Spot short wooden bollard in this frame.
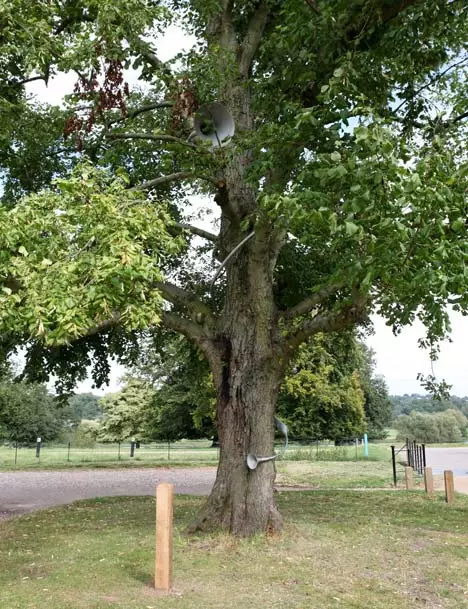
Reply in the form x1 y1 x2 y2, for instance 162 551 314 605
155 483 173 592
424 467 434 495
405 466 414 490
444 470 455 504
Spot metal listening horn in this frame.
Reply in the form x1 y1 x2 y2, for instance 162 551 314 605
246 417 289 470
193 102 235 149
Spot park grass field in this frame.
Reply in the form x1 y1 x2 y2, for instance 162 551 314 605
1 490 467 609
0 440 389 470
0 441 220 469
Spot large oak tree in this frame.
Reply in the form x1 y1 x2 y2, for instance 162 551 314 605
0 0 467 535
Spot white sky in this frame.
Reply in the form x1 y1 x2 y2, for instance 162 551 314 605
22 26 468 397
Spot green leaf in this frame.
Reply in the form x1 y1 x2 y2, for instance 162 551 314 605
345 221 359 236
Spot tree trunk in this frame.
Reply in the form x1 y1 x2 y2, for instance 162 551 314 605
187 335 283 536
187 221 285 536
187 46 286 535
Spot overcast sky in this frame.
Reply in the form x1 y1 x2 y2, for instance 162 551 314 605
23 26 468 397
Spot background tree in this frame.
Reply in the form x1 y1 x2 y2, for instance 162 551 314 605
390 394 468 418
130 332 217 441
358 345 392 439
68 393 102 421
277 333 366 441
98 378 155 443
0 381 70 445
396 409 467 443
0 1 467 535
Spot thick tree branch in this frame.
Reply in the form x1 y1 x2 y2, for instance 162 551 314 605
173 223 219 243
379 0 420 25
132 172 194 191
283 297 368 354
161 311 207 341
281 283 345 320
161 311 222 371
155 281 214 319
9 74 48 87
239 1 269 76
133 172 217 191
106 102 173 127
135 39 174 86
451 110 468 124
81 312 121 338
107 132 197 149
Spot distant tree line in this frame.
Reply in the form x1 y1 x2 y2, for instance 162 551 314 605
390 395 468 443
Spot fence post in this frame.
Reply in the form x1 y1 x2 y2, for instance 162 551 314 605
391 445 397 487
14 442 18 465
405 466 414 490
444 470 455 504
67 442 71 462
118 442 121 461
422 443 426 467
424 467 434 495
167 441 171 461
155 483 173 592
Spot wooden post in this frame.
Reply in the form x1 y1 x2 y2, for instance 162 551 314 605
405 466 414 490
155 483 173 591
424 467 434 495
444 470 455 504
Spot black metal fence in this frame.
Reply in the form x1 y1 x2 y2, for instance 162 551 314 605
391 439 426 486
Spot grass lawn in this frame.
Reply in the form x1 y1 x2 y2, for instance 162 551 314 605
0 442 389 471
1 491 467 609
0 442 219 470
276 459 397 488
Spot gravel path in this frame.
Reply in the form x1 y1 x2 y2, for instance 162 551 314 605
0 467 216 520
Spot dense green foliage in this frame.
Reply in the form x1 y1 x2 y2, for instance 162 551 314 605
68 393 101 420
98 378 154 442
395 408 467 443
0 1 466 393
277 334 366 441
0 380 74 445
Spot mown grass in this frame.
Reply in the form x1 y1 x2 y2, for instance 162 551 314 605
0 441 389 471
0 442 219 471
276 459 398 488
1 491 468 609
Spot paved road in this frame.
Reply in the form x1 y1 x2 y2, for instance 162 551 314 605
425 447 468 475
0 467 216 520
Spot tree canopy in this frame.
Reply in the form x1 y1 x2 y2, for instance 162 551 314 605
0 0 467 535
